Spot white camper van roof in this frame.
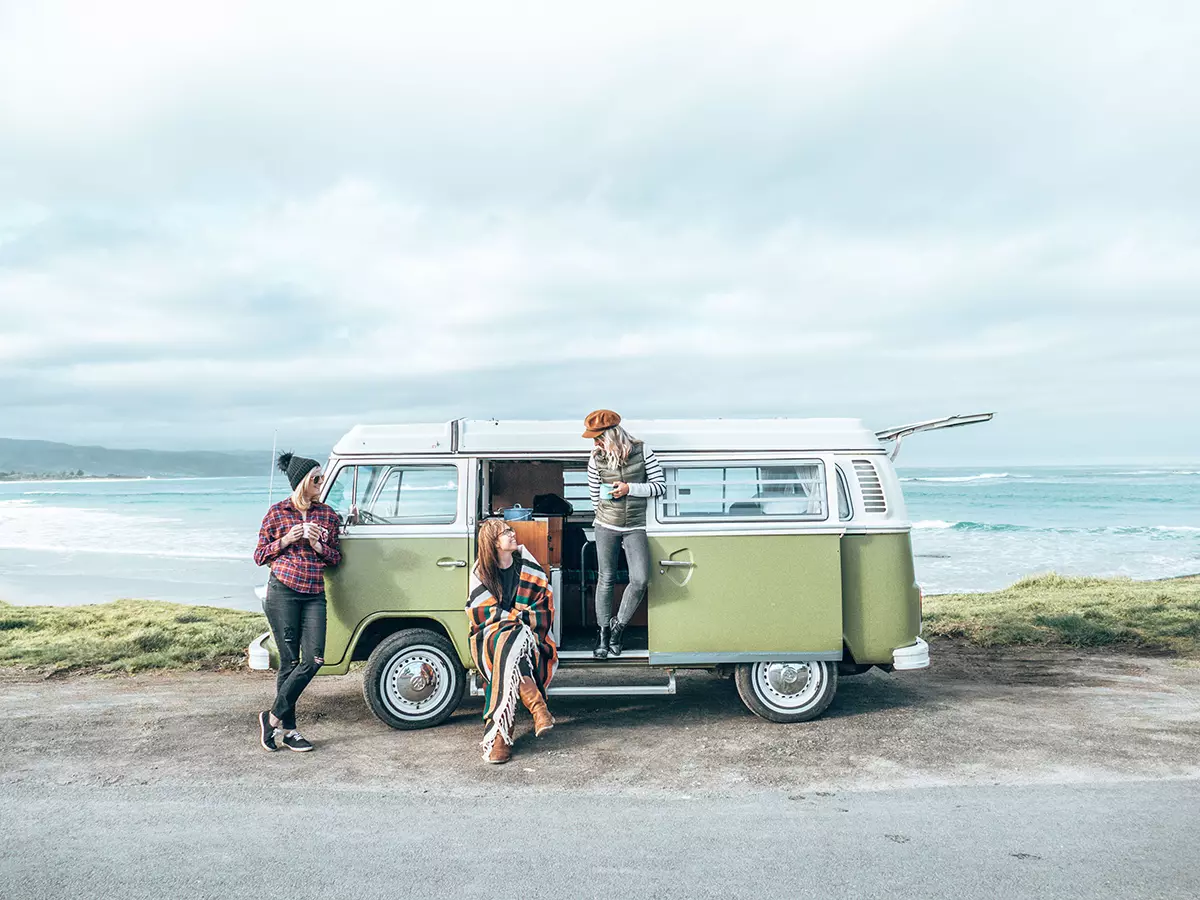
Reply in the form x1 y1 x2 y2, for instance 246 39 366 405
331 418 884 456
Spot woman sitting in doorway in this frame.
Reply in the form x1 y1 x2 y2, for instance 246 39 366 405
467 518 558 765
584 409 666 659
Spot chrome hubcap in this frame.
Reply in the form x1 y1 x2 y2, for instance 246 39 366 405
381 646 454 720
394 660 438 703
766 663 810 696
753 661 826 711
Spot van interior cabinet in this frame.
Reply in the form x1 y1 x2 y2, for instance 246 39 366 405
508 517 563 569
488 461 565 514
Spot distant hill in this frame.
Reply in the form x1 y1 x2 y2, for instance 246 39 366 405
0 438 271 478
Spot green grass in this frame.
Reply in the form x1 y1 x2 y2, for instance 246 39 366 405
0 599 268 675
924 573 1200 655
3 573 1198 674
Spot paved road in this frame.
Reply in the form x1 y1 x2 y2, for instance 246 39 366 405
3 778 1197 899
3 642 1198 898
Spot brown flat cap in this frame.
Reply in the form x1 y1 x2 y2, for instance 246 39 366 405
582 409 621 438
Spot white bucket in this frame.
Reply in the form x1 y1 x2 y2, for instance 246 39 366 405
248 632 272 671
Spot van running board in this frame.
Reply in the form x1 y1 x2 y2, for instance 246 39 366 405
469 671 676 698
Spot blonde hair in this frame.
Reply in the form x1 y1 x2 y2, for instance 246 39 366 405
291 468 317 512
592 424 634 470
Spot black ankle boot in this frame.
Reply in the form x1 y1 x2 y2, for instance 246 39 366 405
593 623 610 659
608 618 626 657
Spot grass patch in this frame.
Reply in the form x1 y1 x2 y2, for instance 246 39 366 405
0 599 268 675
924 573 1200 655
3 573 1197 674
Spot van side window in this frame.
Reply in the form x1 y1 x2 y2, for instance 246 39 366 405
659 462 827 520
836 465 852 520
563 468 594 512
328 465 458 525
323 466 356 521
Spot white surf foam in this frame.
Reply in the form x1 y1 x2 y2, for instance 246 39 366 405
0 502 247 561
901 472 1014 483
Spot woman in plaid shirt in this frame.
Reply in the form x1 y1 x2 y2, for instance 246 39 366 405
253 451 342 752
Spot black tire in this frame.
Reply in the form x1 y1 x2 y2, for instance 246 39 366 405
734 660 838 723
362 628 466 730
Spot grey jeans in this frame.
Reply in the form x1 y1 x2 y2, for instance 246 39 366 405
594 525 650 627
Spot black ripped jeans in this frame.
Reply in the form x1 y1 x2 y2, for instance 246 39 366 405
264 573 327 730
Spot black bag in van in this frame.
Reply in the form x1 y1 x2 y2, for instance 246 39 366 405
532 493 574 516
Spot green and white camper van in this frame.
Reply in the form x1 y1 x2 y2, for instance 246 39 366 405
249 414 990 727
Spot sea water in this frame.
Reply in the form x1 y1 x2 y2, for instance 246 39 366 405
0 467 1196 610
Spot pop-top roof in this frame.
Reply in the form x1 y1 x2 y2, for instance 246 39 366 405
332 418 884 456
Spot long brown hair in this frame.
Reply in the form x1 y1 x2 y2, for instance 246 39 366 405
475 518 517 602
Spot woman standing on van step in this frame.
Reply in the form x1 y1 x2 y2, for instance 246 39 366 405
584 409 666 659
468 519 558 765
252 452 341 753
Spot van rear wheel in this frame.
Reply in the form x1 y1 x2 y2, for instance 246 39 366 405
734 660 837 723
363 629 466 730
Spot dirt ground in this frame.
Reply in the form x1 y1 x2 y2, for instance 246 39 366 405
3 640 1199 798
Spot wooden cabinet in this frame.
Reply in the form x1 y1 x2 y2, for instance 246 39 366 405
509 517 563 569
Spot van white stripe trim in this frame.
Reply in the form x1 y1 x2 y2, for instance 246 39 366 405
649 528 848 537
341 529 468 539
650 651 842 664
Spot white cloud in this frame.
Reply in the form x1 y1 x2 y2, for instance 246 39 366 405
0 1 1197 463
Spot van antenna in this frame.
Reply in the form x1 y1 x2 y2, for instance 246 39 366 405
267 429 278 506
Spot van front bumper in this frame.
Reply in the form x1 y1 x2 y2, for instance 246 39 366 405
892 637 930 670
248 632 272 671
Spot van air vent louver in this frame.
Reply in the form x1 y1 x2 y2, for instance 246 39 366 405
852 460 888 513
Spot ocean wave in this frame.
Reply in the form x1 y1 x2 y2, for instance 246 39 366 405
914 520 1200 536
901 472 1018 483
0 502 247 559
1114 470 1200 476
0 477 156 485
20 488 269 498
0 541 249 561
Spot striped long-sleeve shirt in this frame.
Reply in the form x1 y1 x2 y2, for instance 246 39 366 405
588 447 666 532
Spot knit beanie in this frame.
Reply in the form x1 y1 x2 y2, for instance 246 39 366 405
277 451 319 490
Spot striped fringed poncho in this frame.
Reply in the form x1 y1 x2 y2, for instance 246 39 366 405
467 546 558 753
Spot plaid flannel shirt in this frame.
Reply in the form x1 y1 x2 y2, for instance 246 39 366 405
253 498 342 594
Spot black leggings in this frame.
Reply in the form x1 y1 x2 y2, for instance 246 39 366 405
264 573 327 730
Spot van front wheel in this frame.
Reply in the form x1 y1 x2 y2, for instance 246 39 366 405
363 629 466 730
734 660 837 723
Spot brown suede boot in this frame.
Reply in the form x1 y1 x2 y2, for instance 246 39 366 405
518 675 555 736
486 733 512 764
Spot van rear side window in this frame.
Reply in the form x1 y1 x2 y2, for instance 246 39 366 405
836 466 852 520
658 462 827 521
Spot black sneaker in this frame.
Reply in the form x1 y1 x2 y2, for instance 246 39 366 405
281 730 313 752
258 711 279 752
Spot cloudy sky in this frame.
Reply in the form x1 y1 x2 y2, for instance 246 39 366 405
1 1 1197 465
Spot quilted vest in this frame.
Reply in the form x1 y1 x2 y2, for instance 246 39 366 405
594 441 648 530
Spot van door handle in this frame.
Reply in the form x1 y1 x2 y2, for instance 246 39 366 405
437 559 468 568
658 560 695 568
